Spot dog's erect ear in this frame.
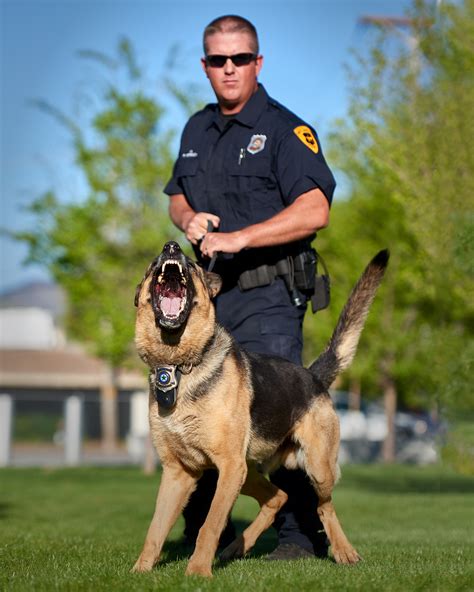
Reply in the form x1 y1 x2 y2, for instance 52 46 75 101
204 271 222 299
134 283 142 307
134 258 158 307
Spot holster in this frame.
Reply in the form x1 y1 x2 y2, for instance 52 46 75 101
237 248 330 312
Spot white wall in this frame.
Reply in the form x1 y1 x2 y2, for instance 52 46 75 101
0 308 59 349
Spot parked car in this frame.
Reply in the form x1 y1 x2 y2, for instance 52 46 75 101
330 391 440 464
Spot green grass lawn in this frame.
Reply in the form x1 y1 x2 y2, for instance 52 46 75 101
1 464 473 591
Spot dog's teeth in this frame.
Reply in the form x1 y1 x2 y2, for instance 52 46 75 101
159 259 186 286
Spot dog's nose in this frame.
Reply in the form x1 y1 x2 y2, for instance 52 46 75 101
163 241 181 256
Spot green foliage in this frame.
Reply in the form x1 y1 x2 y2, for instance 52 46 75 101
14 413 61 442
15 41 183 368
305 0 474 414
442 421 474 475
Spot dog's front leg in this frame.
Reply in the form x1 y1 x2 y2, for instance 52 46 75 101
185 460 247 578
132 462 198 573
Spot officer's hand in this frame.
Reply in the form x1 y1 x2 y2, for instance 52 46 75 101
185 213 220 245
201 231 247 257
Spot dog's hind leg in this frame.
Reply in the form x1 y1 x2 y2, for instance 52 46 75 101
296 403 361 564
220 463 288 561
185 460 247 578
132 462 198 573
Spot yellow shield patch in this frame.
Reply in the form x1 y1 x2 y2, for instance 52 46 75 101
293 125 319 154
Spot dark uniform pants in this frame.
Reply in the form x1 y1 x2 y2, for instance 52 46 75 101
183 278 327 554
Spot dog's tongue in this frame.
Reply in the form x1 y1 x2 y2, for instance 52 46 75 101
160 297 181 317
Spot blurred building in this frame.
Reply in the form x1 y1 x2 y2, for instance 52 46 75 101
0 281 146 442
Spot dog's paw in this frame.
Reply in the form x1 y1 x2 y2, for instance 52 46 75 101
185 560 213 578
332 545 362 565
220 536 246 561
131 556 154 573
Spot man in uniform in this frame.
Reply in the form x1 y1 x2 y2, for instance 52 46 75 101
164 15 336 560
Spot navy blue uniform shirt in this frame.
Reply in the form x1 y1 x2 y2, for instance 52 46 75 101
164 84 336 242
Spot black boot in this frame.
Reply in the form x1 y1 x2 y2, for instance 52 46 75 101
267 467 329 560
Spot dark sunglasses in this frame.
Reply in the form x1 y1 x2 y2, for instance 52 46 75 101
205 53 257 68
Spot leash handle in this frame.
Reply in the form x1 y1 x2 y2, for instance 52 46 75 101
206 220 218 273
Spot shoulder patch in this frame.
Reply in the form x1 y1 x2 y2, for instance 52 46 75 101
293 125 319 154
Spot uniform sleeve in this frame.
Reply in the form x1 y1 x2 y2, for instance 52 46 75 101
275 125 336 206
163 157 183 196
164 137 184 196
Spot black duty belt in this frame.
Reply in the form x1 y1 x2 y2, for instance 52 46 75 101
236 249 331 313
237 258 291 291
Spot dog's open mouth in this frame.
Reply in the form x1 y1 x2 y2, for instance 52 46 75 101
155 260 187 321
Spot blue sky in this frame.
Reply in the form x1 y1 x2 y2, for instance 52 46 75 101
1 0 413 292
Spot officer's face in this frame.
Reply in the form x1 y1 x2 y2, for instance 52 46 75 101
201 32 263 115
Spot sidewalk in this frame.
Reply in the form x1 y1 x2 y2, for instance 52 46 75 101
10 442 136 467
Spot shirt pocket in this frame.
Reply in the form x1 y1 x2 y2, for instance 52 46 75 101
227 156 277 206
174 157 200 201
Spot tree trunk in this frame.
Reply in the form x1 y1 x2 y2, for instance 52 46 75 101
349 378 361 411
100 366 119 452
381 374 397 463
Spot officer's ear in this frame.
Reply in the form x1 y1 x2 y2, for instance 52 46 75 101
255 54 264 77
201 57 209 78
204 271 222 299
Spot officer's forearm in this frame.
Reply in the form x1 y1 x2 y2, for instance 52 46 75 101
168 194 196 232
169 195 221 245
200 189 329 256
238 188 329 249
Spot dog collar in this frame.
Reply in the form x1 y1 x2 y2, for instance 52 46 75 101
153 366 182 410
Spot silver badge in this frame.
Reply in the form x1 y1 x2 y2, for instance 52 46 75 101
155 366 178 392
246 134 267 155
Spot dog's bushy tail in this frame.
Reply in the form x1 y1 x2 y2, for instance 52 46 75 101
309 250 389 390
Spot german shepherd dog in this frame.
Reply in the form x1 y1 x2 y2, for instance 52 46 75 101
133 241 389 577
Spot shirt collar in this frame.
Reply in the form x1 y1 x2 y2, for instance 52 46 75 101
207 84 269 130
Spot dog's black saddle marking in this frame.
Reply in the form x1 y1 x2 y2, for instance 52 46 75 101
247 352 325 443
154 366 182 410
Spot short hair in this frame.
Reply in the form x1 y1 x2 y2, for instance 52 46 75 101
203 15 259 55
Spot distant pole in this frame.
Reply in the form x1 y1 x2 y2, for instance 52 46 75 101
359 14 421 59
100 366 119 452
0 394 13 467
128 391 156 473
64 395 83 466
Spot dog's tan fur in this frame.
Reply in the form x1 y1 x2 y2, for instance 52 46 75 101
132 248 388 576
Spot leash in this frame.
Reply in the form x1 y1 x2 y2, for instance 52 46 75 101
206 219 218 273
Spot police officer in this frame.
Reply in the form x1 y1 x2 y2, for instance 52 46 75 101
164 15 336 560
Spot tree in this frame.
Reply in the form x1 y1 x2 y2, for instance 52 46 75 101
15 39 186 449
304 0 474 460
